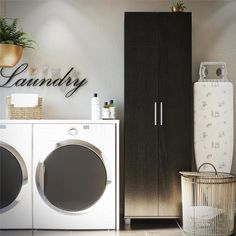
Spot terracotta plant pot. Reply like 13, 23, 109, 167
0, 44, 23, 67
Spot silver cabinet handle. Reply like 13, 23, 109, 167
160, 102, 163, 126
154, 102, 157, 126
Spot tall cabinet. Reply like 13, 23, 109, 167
124, 12, 192, 219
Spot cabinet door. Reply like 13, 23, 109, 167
158, 13, 192, 217
124, 13, 159, 217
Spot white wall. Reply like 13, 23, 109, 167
0, 0, 236, 171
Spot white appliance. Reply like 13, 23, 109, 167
0, 123, 32, 229
33, 122, 119, 230
194, 62, 234, 172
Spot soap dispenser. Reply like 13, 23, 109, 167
109, 100, 116, 119
91, 93, 100, 120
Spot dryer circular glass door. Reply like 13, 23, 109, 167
0, 142, 28, 211
36, 140, 108, 213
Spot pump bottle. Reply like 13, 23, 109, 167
91, 93, 100, 120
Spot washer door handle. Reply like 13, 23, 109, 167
37, 162, 45, 193
106, 168, 112, 185
102, 156, 112, 185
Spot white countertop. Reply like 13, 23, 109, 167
0, 119, 120, 124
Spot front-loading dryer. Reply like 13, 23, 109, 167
33, 122, 119, 230
0, 123, 32, 229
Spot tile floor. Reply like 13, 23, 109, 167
2, 228, 236, 236
0, 220, 186, 236
1, 219, 235, 236
0, 229, 185, 236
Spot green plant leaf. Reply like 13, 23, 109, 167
173, 0, 187, 9
0, 17, 36, 49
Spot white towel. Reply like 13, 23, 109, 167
188, 206, 224, 220
11, 93, 39, 108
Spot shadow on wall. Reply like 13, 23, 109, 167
190, 0, 236, 174
191, 0, 236, 81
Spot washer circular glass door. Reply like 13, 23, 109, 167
36, 140, 108, 213
0, 141, 28, 211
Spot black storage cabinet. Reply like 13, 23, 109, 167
124, 12, 192, 219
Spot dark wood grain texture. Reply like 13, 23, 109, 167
124, 12, 192, 218
158, 13, 192, 217
124, 13, 159, 217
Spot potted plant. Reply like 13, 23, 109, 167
0, 17, 35, 67
171, 1, 187, 12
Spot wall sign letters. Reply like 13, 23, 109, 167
0, 63, 88, 98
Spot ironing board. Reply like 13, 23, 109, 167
194, 62, 234, 172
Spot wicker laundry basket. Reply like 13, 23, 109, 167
180, 163, 236, 236
6, 96, 43, 120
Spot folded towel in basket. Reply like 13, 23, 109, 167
11, 93, 39, 108
188, 206, 224, 220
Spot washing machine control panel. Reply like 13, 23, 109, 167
68, 127, 78, 136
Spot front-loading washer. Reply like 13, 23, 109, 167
0, 123, 32, 229
33, 122, 119, 230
